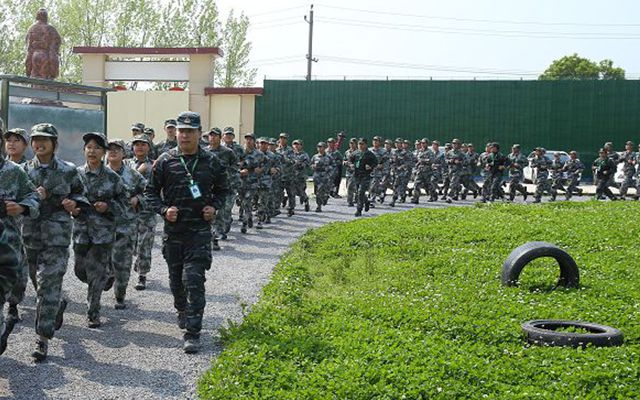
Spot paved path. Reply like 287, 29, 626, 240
0, 194, 478, 400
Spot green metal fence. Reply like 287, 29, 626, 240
255, 80, 640, 175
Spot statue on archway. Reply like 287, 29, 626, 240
25, 8, 61, 80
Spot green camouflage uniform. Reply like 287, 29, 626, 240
353, 148, 378, 212
593, 157, 617, 200
311, 152, 332, 208
530, 154, 554, 201
618, 150, 636, 197
238, 148, 265, 228
0, 220, 19, 348
343, 146, 358, 205
127, 157, 156, 277
290, 150, 310, 210
108, 162, 146, 302
429, 150, 446, 201
564, 158, 584, 200
74, 163, 127, 322
368, 146, 388, 202
445, 148, 465, 200
507, 152, 528, 200
267, 149, 283, 218
390, 147, 412, 205
276, 144, 295, 211
0, 159, 40, 310
257, 149, 274, 224
412, 148, 434, 202
23, 156, 87, 339
208, 144, 238, 237
222, 141, 244, 231
155, 138, 177, 157
549, 157, 566, 196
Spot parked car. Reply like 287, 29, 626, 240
523, 151, 571, 183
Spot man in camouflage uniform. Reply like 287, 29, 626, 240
125, 122, 145, 159
368, 136, 387, 204
326, 138, 343, 198
604, 142, 619, 189
411, 138, 433, 204
145, 111, 228, 353
530, 147, 555, 203
506, 144, 528, 201
155, 119, 178, 156
256, 138, 276, 226
618, 141, 636, 200
4, 128, 30, 164
74, 132, 127, 328
389, 138, 412, 207
127, 134, 156, 291
3, 128, 36, 324
444, 138, 465, 203
564, 151, 585, 200
290, 140, 310, 213
592, 148, 618, 200
440, 142, 453, 197
276, 133, 296, 215
208, 127, 237, 246
24, 123, 88, 361
267, 138, 283, 219
549, 152, 567, 197
311, 142, 332, 212
428, 141, 445, 202
460, 143, 481, 200
0, 219, 19, 356
238, 133, 265, 233
106, 138, 146, 309
221, 127, 243, 231
143, 127, 159, 160
343, 138, 358, 207
484, 143, 508, 202
353, 138, 378, 216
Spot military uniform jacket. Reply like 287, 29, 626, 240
592, 157, 616, 179
564, 159, 585, 176
5, 155, 28, 165
414, 149, 434, 173
344, 148, 357, 178
145, 147, 229, 234
391, 149, 412, 176
446, 149, 465, 173
549, 159, 565, 179
0, 158, 40, 254
311, 153, 332, 180
507, 153, 527, 178
126, 157, 155, 218
109, 163, 146, 234
430, 149, 445, 173
259, 151, 275, 189
276, 145, 295, 181
619, 150, 636, 175
291, 151, 310, 179
155, 139, 178, 157
529, 155, 550, 179
23, 156, 88, 248
353, 149, 378, 179
327, 149, 343, 176
74, 164, 127, 244
209, 145, 240, 190
239, 148, 265, 190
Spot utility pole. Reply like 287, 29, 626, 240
304, 4, 318, 81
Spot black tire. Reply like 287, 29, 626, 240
501, 241, 579, 288
522, 319, 623, 348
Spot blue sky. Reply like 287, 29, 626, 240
216, 0, 640, 83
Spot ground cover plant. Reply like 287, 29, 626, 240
199, 201, 640, 399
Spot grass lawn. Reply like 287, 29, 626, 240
199, 201, 640, 399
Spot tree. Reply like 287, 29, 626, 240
539, 53, 625, 80
215, 10, 256, 87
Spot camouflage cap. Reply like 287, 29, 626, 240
244, 132, 255, 139
31, 123, 58, 138
223, 126, 235, 135
451, 138, 461, 144
82, 132, 108, 149
491, 142, 500, 148
626, 140, 634, 146
279, 132, 289, 139
269, 138, 277, 145
317, 141, 327, 148
445, 143, 452, 147
432, 140, 440, 145
349, 137, 357, 143
131, 134, 151, 145
598, 148, 606, 153
131, 122, 145, 132
384, 139, 393, 145
358, 137, 368, 144
176, 111, 201, 129
373, 136, 382, 141
3, 128, 29, 143
403, 139, 410, 144
467, 143, 474, 147
164, 119, 177, 128
107, 138, 127, 151
569, 150, 578, 155
292, 139, 302, 145
257, 137, 267, 143
604, 142, 613, 148
512, 144, 521, 149
553, 152, 561, 157
395, 137, 403, 143
210, 127, 222, 136
420, 138, 429, 143
143, 127, 155, 135
326, 138, 336, 143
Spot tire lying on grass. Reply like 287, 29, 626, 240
522, 320, 624, 348
501, 241, 579, 288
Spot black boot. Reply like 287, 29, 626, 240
135, 275, 147, 291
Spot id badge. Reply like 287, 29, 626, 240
189, 183, 202, 199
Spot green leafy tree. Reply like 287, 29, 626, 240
539, 53, 625, 80
216, 10, 256, 87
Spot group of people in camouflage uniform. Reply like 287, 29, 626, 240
1, 109, 635, 359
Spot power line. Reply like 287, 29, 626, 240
247, 5, 307, 18
315, 4, 640, 28
316, 17, 640, 40
315, 55, 541, 76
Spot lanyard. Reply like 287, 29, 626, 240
179, 156, 199, 184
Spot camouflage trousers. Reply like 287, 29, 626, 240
238, 185, 257, 224
134, 214, 156, 277
0, 239, 19, 335
489, 173, 505, 200
534, 176, 556, 200
508, 175, 527, 199
8, 246, 28, 307
162, 232, 211, 340
596, 175, 616, 199
345, 174, 356, 204
112, 231, 135, 301
257, 186, 271, 222
619, 173, 636, 197
446, 170, 463, 198
461, 174, 481, 197
368, 171, 384, 199
270, 179, 282, 216
279, 178, 294, 210
313, 175, 330, 206
74, 242, 112, 320
290, 176, 309, 209
392, 172, 410, 200
565, 174, 581, 199
412, 170, 433, 200
214, 191, 236, 237
430, 171, 443, 199
26, 246, 68, 339
354, 176, 372, 211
